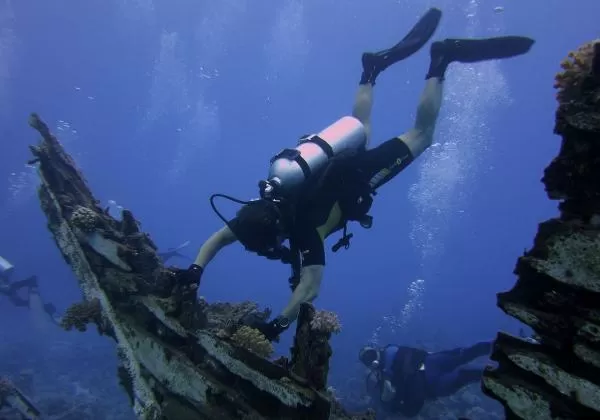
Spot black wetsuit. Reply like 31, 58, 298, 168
369, 342, 492, 417
290, 137, 414, 267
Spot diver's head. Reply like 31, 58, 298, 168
359, 346, 380, 368
230, 199, 286, 256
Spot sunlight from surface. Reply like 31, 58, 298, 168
137, 0, 249, 184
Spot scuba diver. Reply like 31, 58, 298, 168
182, 7, 535, 341
358, 341, 493, 417
0, 255, 58, 323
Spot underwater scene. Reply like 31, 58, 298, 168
0, 0, 599, 419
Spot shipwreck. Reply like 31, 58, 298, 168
26, 107, 372, 419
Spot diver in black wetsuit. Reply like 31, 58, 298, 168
0, 255, 58, 322
358, 342, 492, 417
181, 7, 535, 341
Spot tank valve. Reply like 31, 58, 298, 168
259, 179, 278, 200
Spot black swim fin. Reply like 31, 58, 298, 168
8, 275, 38, 294
427, 36, 535, 79
361, 7, 443, 84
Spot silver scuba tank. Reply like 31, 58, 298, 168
260, 116, 367, 199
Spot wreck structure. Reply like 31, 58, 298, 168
27, 110, 372, 420
482, 40, 600, 419
0, 377, 40, 420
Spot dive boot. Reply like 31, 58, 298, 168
427, 36, 535, 79
361, 7, 443, 84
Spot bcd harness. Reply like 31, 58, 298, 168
209, 147, 376, 288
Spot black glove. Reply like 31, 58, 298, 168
243, 314, 291, 341
261, 316, 291, 341
183, 264, 204, 287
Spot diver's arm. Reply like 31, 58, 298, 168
280, 264, 324, 321
193, 225, 237, 268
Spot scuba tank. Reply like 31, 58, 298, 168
259, 116, 367, 200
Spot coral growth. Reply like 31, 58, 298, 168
555, 39, 600, 104
483, 39, 600, 419
310, 310, 342, 335
230, 326, 274, 358
70, 206, 99, 233
60, 298, 102, 332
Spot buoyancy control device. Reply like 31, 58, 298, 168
259, 116, 367, 200
209, 116, 370, 288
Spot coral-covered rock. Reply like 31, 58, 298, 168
482, 39, 600, 419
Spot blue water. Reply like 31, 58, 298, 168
1, 0, 598, 418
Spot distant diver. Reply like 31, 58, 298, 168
182, 7, 535, 341
0, 255, 59, 323
358, 341, 493, 417
158, 240, 192, 264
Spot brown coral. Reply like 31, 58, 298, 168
554, 39, 600, 104
310, 310, 342, 335
230, 326, 274, 358
70, 206, 99, 233
60, 298, 102, 332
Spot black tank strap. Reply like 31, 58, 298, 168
271, 148, 312, 179
299, 135, 335, 158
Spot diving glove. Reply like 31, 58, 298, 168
183, 264, 204, 287
244, 314, 291, 341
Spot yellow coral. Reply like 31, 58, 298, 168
554, 39, 600, 104
230, 326, 273, 358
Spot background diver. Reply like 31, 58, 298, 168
181, 7, 535, 341
158, 240, 192, 264
358, 341, 493, 417
0, 255, 59, 324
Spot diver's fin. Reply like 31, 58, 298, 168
433, 36, 535, 63
8, 275, 38, 294
171, 240, 191, 253
361, 7, 442, 84
427, 36, 535, 78
158, 241, 192, 263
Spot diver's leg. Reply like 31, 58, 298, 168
360, 35, 535, 190
352, 84, 374, 145
429, 368, 483, 398
426, 341, 492, 373
354, 7, 442, 146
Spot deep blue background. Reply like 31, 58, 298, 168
1, 0, 598, 412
